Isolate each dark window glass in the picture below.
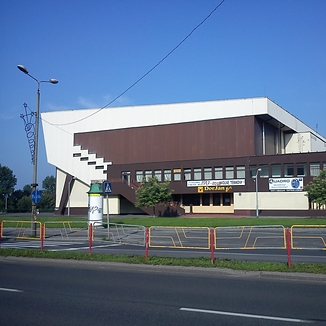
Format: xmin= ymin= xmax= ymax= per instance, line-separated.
xmin=202 ymin=194 xmax=210 ymax=206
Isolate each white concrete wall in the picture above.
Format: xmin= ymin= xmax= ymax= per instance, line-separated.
xmin=234 ymin=192 xmax=309 ymax=210
xmin=103 ymin=196 xmax=120 ymax=215
xmin=69 ymin=180 xmax=89 ymax=208
xmin=285 ymin=132 xmax=326 ymax=153
xmin=55 ymin=169 xmax=66 ymax=208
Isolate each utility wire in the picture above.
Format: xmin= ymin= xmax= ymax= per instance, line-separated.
xmin=53 ymin=0 xmax=226 ymax=126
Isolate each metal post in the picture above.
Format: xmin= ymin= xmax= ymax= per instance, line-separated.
xmin=255 ymin=168 xmax=261 ymax=218
xmin=31 ymin=85 xmax=40 ymax=236
xmin=89 ymin=223 xmax=93 ymax=254
xmin=17 ymin=65 xmax=58 ymax=237
xmin=68 ymin=176 xmax=76 ymax=216
xmin=107 ymin=194 xmax=110 ymax=239
xmin=145 ymin=227 xmax=149 ymax=260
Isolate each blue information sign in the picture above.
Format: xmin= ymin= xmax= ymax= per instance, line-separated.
xmin=103 ymin=181 xmax=112 ymax=194
xmin=31 ymin=190 xmax=42 ymax=203
xmin=103 ymin=181 xmax=112 ymax=195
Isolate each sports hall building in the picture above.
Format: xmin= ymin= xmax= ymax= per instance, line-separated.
xmin=41 ymin=97 xmax=326 ymax=217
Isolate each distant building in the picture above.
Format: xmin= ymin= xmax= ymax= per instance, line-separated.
xmin=42 ymin=97 xmax=326 ymax=217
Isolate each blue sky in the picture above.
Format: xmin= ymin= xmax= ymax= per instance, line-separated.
xmin=1 ymin=0 xmax=325 ymax=190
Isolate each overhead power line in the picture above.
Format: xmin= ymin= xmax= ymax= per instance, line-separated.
xmin=53 ymin=0 xmax=227 ymax=126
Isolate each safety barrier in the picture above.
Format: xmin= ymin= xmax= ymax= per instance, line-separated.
xmin=214 ymin=225 xmax=286 ymax=250
xmin=93 ymin=223 xmax=146 ymax=246
xmin=291 ymin=225 xmax=326 ymax=250
xmin=1 ymin=220 xmax=42 ymax=240
xmin=149 ymin=226 xmax=210 ymax=249
xmin=1 ymin=221 xmax=325 ymax=264
xmin=43 ymin=221 xmax=89 ymax=241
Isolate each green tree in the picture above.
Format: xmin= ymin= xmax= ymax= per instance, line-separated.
xmin=304 ymin=169 xmax=326 ymax=208
xmin=39 ymin=192 xmax=55 ymax=211
xmin=40 ymin=175 xmax=56 ymax=211
xmin=23 ymin=184 xmax=32 ymax=196
xmin=135 ymin=177 xmax=173 ymax=216
xmin=16 ymin=196 xmax=32 ymax=212
xmin=42 ymin=175 xmax=56 ymax=194
xmin=0 ymin=165 xmax=17 ymax=211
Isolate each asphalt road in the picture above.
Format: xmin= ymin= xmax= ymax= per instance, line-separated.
xmin=1 ymin=257 xmax=326 ymax=325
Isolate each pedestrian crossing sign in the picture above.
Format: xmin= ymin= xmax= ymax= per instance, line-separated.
xmin=103 ymin=181 xmax=112 ymax=194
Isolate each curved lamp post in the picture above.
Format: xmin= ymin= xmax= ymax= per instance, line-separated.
xmin=17 ymin=65 xmax=58 ymax=234
xmin=255 ymin=168 xmax=262 ymax=218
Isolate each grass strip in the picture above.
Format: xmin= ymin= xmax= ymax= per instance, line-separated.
xmin=1 ymin=248 xmax=325 ymax=275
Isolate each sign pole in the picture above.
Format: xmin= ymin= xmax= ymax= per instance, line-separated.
xmin=102 ymin=180 xmax=112 ymax=239
xmin=107 ymin=194 xmax=110 ymax=239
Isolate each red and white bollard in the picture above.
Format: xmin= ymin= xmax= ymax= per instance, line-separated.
xmin=89 ymin=223 xmax=93 ymax=254
xmin=210 ymin=228 xmax=215 ymax=264
xmin=286 ymin=228 xmax=291 ymax=267
xmin=40 ymin=223 xmax=45 ymax=251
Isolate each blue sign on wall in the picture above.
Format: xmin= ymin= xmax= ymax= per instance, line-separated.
xmin=31 ymin=190 xmax=42 ymax=203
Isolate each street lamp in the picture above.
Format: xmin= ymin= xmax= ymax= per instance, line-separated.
xmin=255 ymin=168 xmax=262 ymax=218
xmin=17 ymin=64 xmax=58 ymax=235
xmin=68 ymin=176 xmax=76 ymax=216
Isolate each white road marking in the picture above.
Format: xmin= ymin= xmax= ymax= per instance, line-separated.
xmin=48 ymin=243 xmax=121 ymax=251
xmin=180 ymin=307 xmax=313 ymax=323
xmin=0 ymin=287 xmax=23 ymax=293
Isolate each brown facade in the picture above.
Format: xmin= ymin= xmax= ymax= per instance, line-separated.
xmin=74 ymin=116 xmax=262 ymax=164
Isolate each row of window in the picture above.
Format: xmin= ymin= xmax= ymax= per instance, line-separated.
xmin=249 ymin=162 xmax=326 ymax=178
xmin=172 ymin=193 xmax=232 ymax=206
xmin=133 ymin=162 xmax=325 ymax=182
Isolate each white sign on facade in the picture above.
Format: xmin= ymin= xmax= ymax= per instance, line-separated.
xmin=187 ymin=179 xmax=245 ymax=187
xmin=269 ymin=178 xmax=303 ymax=192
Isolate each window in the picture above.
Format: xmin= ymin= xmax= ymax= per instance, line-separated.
xmin=310 ymin=163 xmax=320 ymax=176
xmin=145 ymin=170 xmax=152 ymax=181
xmin=204 ymin=167 xmax=212 ymax=180
xmin=271 ymin=164 xmax=281 ymax=177
xmin=236 ymin=166 xmax=245 ymax=178
xmin=184 ymin=168 xmax=191 ymax=181
xmin=164 ymin=169 xmax=171 ymax=181
xmin=260 ymin=166 xmax=269 ymax=178
xmin=214 ymin=166 xmax=223 ymax=179
xmin=136 ymin=170 xmax=143 ymax=182
xmin=297 ymin=163 xmax=306 ymax=176
xmin=202 ymin=194 xmax=210 ymax=206
xmin=213 ymin=193 xmax=221 ymax=206
xmin=183 ymin=194 xmax=200 ymax=206
xmin=249 ymin=165 xmax=257 ymax=178
xmin=323 ymin=162 xmax=326 ymax=170
xmin=284 ymin=163 xmax=294 ymax=177
xmin=223 ymin=193 xmax=231 ymax=206
xmin=194 ymin=168 xmax=202 ymax=180
xmin=154 ymin=170 xmax=162 ymax=182
xmin=173 ymin=169 xmax=181 ymax=181
xmin=225 ymin=166 xmax=234 ymax=179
